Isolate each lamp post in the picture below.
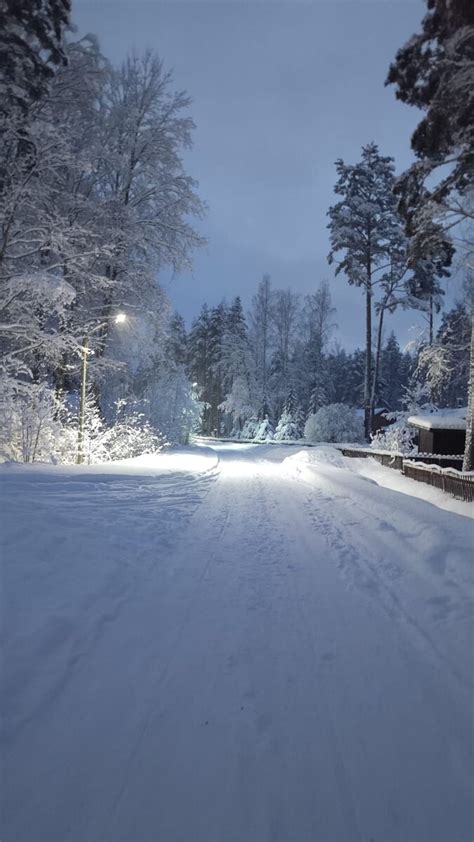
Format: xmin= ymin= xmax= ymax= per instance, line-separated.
xmin=77 ymin=313 xmax=127 ymax=464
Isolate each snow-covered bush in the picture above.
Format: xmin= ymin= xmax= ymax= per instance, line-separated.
xmin=0 ymin=380 xmax=165 ymax=464
xmin=254 ymin=416 xmax=275 ymax=442
xmin=0 ymin=377 xmax=75 ymax=463
xmin=274 ymin=408 xmax=303 ymax=441
xmin=370 ymin=414 xmax=417 ymax=453
xmin=81 ymin=399 xmax=165 ymax=463
xmin=304 ymin=404 xmax=364 ymax=444
xmin=370 ymin=382 xmax=438 ymax=454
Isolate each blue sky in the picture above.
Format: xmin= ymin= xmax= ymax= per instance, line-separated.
xmin=74 ymin=0 xmax=461 ymax=349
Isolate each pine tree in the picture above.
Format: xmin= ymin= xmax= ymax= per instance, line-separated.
xmin=386 ymin=0 xmax=473 ymax=467
xmin=207 ymin=302 xmax=227 ymax=435
xmin=270 ymin=288 xmax=300 ymax=420
xmin=167 ymin=313 xmax=187 ymax=366
xmin=299 ymin=280 xmax=335 ymax=417
xmin=250 ymin=273 xmax=274 ymax=418
xmin=188 ymin=304 xmax=212 ymax=434
xmin=415 ymin=304 xmax=471 ymax=407
xmin=220 ymin=296 xmax=257 ymax=435
xmin=386 ymin=0 xmax=473 ymax=224
xmin=328 ymin=143 xmax=406 ymax=439
xmin=406 ymin=262 xmax=445 ymax=344
xmin=380 ymin=332 xmax=404 ymax=408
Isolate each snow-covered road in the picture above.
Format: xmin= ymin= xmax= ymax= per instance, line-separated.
xmin=1 ymin=442 xmax=473 ymax=842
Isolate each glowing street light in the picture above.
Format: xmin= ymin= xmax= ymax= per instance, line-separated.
xmin=77 ymin=313 xmax=128 ymax=464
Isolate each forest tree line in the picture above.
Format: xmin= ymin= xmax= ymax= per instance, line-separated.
xmin=181 ymin=280 xmax=471 ymax=441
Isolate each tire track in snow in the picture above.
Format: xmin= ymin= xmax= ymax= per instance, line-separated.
xmin=104 ymin=479 xmax=232 ymax=830
xmin=298 ymin=482 xmax=471 ymax=693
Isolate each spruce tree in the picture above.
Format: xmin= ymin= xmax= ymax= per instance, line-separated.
xmin=188 ymin=305 xmax=212 ymax=434
xmin=380 ymin=332 xmax=404 ymax=409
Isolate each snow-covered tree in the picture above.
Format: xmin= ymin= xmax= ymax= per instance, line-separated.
xmin=0 ymin=21 xmax=205 ymax=459
xmin=270 ymin=288 xmax=300 ymax=419
xmin=297 ymin=280 xmax=336 ymax=417
xmin=328 ymin=143 xmax=408 ymax=438
xmin=379 ymin=332 xmax=412 ymax=409
xmin=386 ymin=0 xmax=473 ymax=237
xmin=274 ymin=408 xmax=302 ymax=441
xmin=220 ymin=296 xmax=258 ymax=435
xmin=254 ymin=416 xmax=275 ymax=442
xmin=414 ymin=303 xmax=470 ymax=407
xmin=304 ymin=403 xmax=364 ymax=444
xmin=386 ymin=0 xmax=473 ymax=468
xmin=250 ymin=273 xmax=274 ymax=418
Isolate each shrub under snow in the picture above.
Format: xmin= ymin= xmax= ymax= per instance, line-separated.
xmin=81 ymin=399 xmax=165 ymax=463
xmin=0 ymin=380 xmax=165 ymax=465
xmin=304 ymin=404 xmax=364 ymax=444
xmin=370 ymin=413 xmax=417 ymax=454
xmin=0 ymin=379 xmax=75 ymax=464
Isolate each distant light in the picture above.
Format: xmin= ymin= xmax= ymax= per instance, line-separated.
xmin=115 ymin=313 xmax=127 ymax=324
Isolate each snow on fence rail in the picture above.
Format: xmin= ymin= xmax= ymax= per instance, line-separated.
xmin=338 ymin=447 xmax=404 ymax=470
xmin=402 ymin=461 xmax=474 ymax=503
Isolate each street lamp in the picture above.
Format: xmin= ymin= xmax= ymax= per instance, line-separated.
xmin=77 ymin=313 xmax=127 ymax=464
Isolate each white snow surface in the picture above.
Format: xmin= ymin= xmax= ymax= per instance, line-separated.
xmin=1 ymin=441 xmax=473 ymax=842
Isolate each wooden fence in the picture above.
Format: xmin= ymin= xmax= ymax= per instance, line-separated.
xmin=338 ymin=446 xmax=472 ymax=503
xmin=402 ymin=461 xmax=474 ymax=503
xmin=338 ymin=447 xmax=404 ymax=470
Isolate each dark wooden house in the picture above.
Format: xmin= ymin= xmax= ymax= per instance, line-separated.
xmin=408 ymin=412 xmax=467 ymax=456
xmin=355 ymin=407 xmax=392 ymax=434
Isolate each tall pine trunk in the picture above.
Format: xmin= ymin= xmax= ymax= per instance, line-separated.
xmin=462 ymin=310 xmax=474 ymax=472
xmin=429 ymin=294 xmax=434 ymax=345
xmin=364 ymin=283 xmax=373 ymax=441
xmin=371 ymin=305 xmax=385 ymax=423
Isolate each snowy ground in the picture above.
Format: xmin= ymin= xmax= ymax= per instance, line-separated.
xmin=1 ymin=441 xmax=473 ymax=842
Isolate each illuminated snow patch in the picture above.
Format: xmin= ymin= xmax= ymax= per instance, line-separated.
xmin=220 ymin=459 xmax=286 ymax=480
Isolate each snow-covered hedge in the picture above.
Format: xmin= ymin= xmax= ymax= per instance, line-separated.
xmin=304 ymin=404 xmax=364 ymax=444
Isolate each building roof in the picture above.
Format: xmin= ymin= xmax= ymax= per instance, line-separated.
xmin=407 ymin=409 xmax=467 ymax=431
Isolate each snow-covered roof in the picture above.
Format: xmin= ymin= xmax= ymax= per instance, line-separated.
xmin=408 ymin=409 xmax=467 ymax=431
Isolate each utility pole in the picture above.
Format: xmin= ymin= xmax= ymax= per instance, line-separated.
xmin=77 ymin=335 xmax=89 ymax=465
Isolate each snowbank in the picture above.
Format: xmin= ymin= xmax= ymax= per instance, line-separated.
xmin=282 ymin=445 xmax=473 ymax=518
